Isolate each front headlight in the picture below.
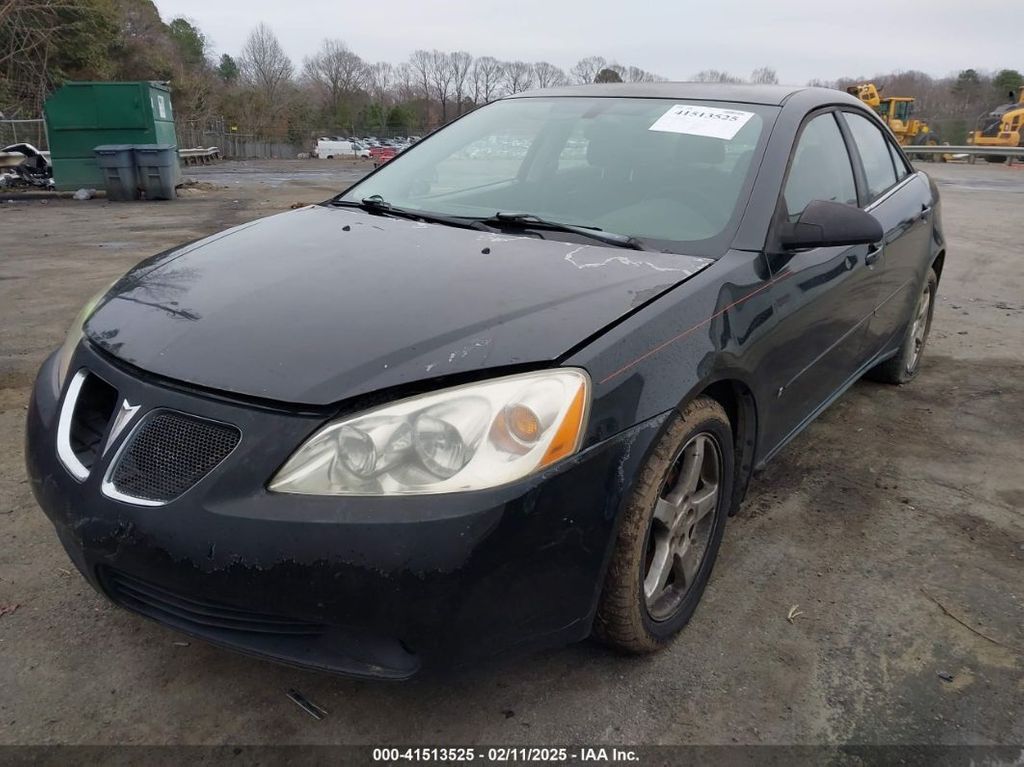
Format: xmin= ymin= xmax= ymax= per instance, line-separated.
xmin=55 ymin=283 xmax=115 ymax=389
xmin=270 ymin=369 xmax=590 ymax=496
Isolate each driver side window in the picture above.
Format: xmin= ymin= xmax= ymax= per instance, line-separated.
xmin=784 ymin=112 xmax=858 ymax=221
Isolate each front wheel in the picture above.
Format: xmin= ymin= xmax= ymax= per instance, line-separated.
xmin=867 ymin=268 xmax=937 ymax=384
xmin=594 ymin=397 xmax=734 ymax=654
xmin=911 ymin=132 xmax=944 ymax=162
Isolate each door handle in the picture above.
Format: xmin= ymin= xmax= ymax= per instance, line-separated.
xmin=904 ymin=205 xmax=932 ymax=227
xmin=865 ymin=243 xmax=883 ymax=266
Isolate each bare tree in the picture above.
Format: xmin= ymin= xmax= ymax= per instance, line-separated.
xmin=471 ymin=55 xmax=503 ymax=105
xmin=407 ymin=49 xmax=435 ymax=123
xmin=624 ymin=65 xmax=654 ymax=83
xmin=407 ymin=49 xmax=432 ymax=101
xmin=393 ymin=62 xmax=417 ymax=103
xmin=692 ymin=69 xmax=743 ymax=84
xmin=502 ymin=60 xmax=535 ymax=94
xmin=429 ymin=49 xmax=455 ymax=121
xmin=750 ymin=66 xmax=778 ymax=84
xmin=303 ymin=38 xmax=366 ymax=121
xmin=237 ymin=23 xmax=294 ymax=137
xmin=570 ymin=56 xmax=606 ymax=84
xmin=449 ymin=50 xmax=473 ymax=115
xmin=532 ymin=61 xmax=567 ymax=89
xmin=240 ymin=22 xmax=293 ymax=102
xmin=367 ymin=61 xmax=392 ymax=101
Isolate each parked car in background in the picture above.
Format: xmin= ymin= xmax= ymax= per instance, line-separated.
xmin=369 ymin=145 xmax=399 ymax=166
xmin=27 ymin=83 xmax=943 ymax=679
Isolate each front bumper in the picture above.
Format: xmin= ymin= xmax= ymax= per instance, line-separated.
xmin=26 ymin=343 xmax=666 ymax=678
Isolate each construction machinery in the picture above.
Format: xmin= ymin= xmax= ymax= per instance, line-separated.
xmin=967 ymin=86 xmax=1024 ymax=162
xmin=845 ymin=83 xmax=943 ymax=155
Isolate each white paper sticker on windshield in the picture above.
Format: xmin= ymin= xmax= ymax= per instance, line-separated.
xmin=649 ymin=104 xmax=754 ymax=140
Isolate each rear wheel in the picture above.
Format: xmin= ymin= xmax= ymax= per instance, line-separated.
xmin=594 ymin=397 xmax=734 ymax=653
xmin=867 ymin=268 xmax=937 ymax=384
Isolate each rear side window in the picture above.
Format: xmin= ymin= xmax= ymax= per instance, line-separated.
xmin=845 ymin=112 xmax=898 ymax=200
xmin=888 ymin=141 xmax=911 ymax=181
xmin=783 ymin=112 xmax=857 ymax=220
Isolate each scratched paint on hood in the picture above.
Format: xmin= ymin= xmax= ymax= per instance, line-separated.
xmin=85 ymin=205 xmax=713 ymax=405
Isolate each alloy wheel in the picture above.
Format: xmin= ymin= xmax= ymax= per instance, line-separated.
xmin=643 ymin=432 xmax=722 ymax=621
xmin=907 ymin=283 xmax=932 ymax=372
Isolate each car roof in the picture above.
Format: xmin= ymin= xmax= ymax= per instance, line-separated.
xmin=505 ymin=82 xmax=857 ymax=108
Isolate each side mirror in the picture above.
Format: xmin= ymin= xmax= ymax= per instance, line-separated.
xmin=779 ymin=200 xmax=884 ymax=250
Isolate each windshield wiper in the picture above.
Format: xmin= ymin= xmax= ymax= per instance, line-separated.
xmin=329 ymin=200 xmax=647 ymax=249
xmin=478 ymin=212 xmax=648 ymax=250
xmin=329 ymin=196 xmax=484 ymax=230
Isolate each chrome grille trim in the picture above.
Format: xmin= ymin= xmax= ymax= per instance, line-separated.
xmin=56 ymin=370 xmax=90 ymax=481
xmin=101 ymin=409 xmax=240 ymax=506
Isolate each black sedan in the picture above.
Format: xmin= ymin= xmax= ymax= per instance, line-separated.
xmin=26 ymin=84 xmax=943 ymax=678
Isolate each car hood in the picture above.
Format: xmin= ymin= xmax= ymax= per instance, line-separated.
xmin=84 ymin=205 xmax=712 ymax=405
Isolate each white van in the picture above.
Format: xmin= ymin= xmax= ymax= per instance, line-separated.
xmin=313 ymin=138 xmax=363 ymax=159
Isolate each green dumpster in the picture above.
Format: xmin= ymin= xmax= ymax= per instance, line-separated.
xmin=44 ymin=81 xmax=179 ymax=191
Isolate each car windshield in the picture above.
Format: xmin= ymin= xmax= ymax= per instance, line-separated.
xmin=339 ymin=97 xmax=777 ymax=255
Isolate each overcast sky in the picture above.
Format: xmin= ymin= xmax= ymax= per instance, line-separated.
xmin=153 ymin=0 xmax=1015 ymax=84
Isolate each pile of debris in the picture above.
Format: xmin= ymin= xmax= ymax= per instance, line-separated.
xmin=0 ymin=143 xmax=54 ymax=190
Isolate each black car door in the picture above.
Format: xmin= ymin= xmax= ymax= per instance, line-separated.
xmin=755 ymin=110 xmax=883 ymax=457
xmin=840 ymin=110 xmax=935 ymax=355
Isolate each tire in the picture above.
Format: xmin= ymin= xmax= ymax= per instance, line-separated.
xmin=984 ymin=155 xmax=1008 ymax=163
xmin=594 ymin=396 xmax=734 ymax=654
xmin=867 ymin=268 xmax=938 ymax=384
xmin=911 ymin=132 xmax=942 ymax=162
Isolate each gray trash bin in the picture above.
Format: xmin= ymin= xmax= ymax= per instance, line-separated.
xmin=93 ymin=145 xmax=139 ymax=201
xmin=134 ymin=144 xmax=179 ymax=200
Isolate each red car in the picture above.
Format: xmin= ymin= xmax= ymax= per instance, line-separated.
xmin=370 ymin=146 xmax=398 ymax=166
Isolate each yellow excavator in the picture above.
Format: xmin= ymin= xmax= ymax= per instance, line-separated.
xmin=846 ymin=83 xmax=943 ymax=156
xmin=967 ymin=86 xmax=1024 ymax=162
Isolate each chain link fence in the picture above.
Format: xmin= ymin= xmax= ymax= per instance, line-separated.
xmin=174 ymin=117 xmax=428 ymax=159
xmin=0 ymin=118 xmax=48 ymax=150
xmin=176 ymin=119 xmax=301 ymax=159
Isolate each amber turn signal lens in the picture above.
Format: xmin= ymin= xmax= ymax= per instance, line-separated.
xmin=539 ymin=382 xmax=587 ymax=468
xmin=506 ymin=404 xmax=541 ymax=443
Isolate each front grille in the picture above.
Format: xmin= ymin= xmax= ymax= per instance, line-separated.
xmin=70 ymin=372 xmax=118 ymax=471
xmin=109 ymin=411 xmax=240 ymax=503
xmin=102 ymin=568 xmax=325 ymax=636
